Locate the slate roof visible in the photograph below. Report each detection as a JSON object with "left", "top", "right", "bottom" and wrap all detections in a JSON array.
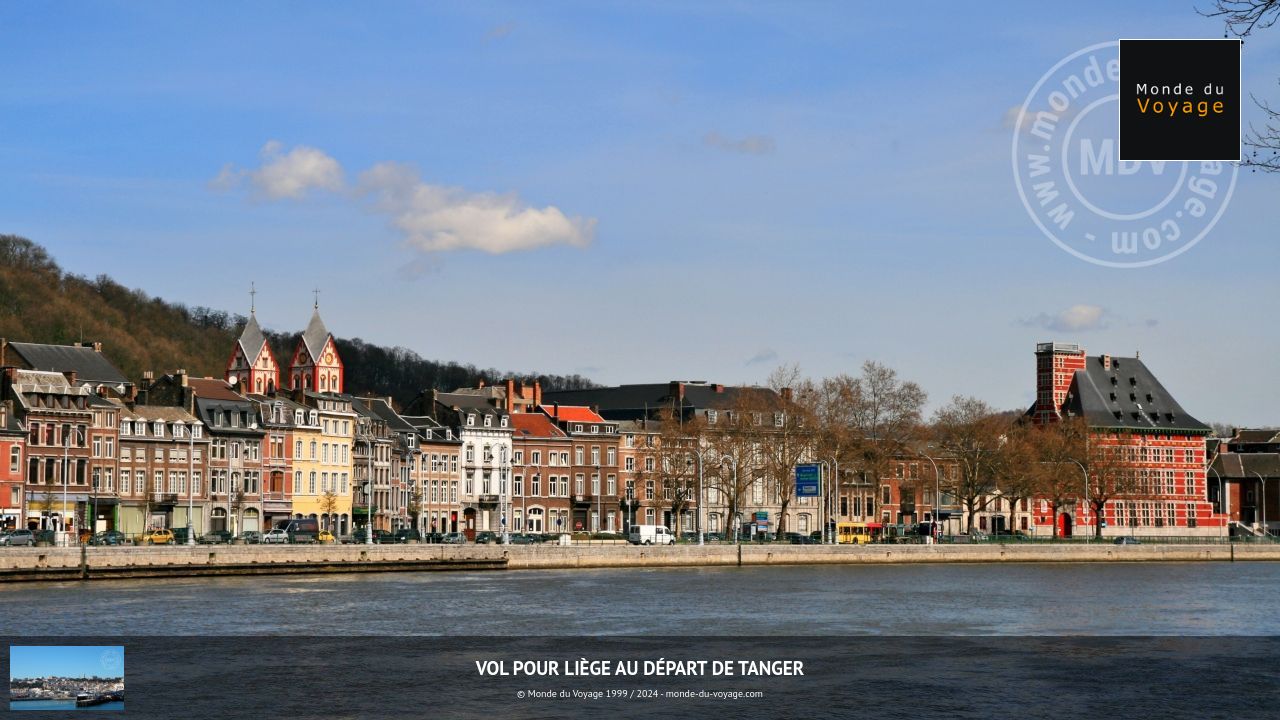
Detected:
[
  {"left": 300, "top": 308, "right": 331, "bottom": 361},
  {"left": 435, "top": 392, "right": 508, "bottom": 416},
  {"left": 352, "top": 396, "right": 415, "bottom": 433},
  {"left": 542, "top": 382, "right": 784, "bottom": 420},
  {"left": 1059, "top": 355, "right": 1210, "bottom": 434},
  {"left": 236, "top": 313, "right": 270, "bottom": 361},
  {"left": 1233, "top": 429, "right": 1280, "bottom": 445},
  {"left": 1212, "top": 452, "right": 1280, "bottom": 479},
  {"left": 6, "top": 342, "right": 129, "bottom": 386}
]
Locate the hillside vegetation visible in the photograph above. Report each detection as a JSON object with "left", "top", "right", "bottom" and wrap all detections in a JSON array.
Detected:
[{"left": 0, "top": 234, "right": 595, "bottom": 404}]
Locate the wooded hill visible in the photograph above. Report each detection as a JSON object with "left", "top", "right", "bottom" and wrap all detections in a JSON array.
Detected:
[{"left": 0, "top": 234, "right": 596, "bottom": 404}]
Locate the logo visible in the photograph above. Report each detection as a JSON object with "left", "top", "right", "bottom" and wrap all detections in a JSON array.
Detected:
[
  {"left": 99, "top": 647, "right": 123, "bottom": 673},
  {"left": 1012, "top": 41, "right": 1237, "bottom": 268}
]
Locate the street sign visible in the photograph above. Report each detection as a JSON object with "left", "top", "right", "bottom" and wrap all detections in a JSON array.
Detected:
[{"left": 795, "top": 463, "right": 821, "bottom": 497}]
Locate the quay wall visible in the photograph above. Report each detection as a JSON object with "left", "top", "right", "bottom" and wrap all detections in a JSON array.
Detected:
[{"left": 1, "top": 543, "right": 1279, "bottom": 581}]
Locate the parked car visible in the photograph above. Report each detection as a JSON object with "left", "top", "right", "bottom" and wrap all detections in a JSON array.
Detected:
[
  {"left": 89, "top": 530, "right": 127, "bottom": 546},
  {"left": 199, "top": 530, "right": 233, "bottom": 544},
  {"left": 474, "top": 531, "right": 499, "bottom": 544},
  {"left": 317, "top": 530, "right": 336, "bottom": 544},
  {"left": 261, "top": 528, "right": 291, "bottom": 544},
  {"left": 0, "top": 529, "right": 35, "bottom": 546},
  {"left": 784, "top": 532, "right": 816, "bottom": 545},
  {"left": 441, "top": 532, "right": 467, "bottom": 544},
  {"left": 237, "top": 530, "right": 263, "bottom": 544},
  {"left": 350, "top": 528, "right": 394, "bottom": 544},
  {"left": 1114, "top": 536, "right": 1141, "bottom": 545},
  {"left": 392, "top": 529, "right": 422, "bottom": 544},
  {"left": 508, "top": 533, "right": 539, "bottom": 545},
  {"left": 629, "top": 524, "right": 676, "bottom": 546},
  {"left": 144, "top": 529, "right": 175, "bottom": 545},
  {"left": 421, "top": 532, "right": 443, "bottom": 544}
]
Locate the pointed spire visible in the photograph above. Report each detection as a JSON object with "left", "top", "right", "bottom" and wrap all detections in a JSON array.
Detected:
[
  {"left": 302, "top": 305, "right": 331, "bottom": 361},
  {"left": 250, "top": 282, "right": 257, "bottom": 315},
  {"left": 313, "top": 287, "right": 321, "bottom": 310}
]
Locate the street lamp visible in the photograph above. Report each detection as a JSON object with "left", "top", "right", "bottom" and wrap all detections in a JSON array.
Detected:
[
  {"left": 62, "top": 425, "right": 86, "bottom": 546},
  {"left": 186, "top": 423, "right": 197, "bottom": 545},
  {"left": 362, "top": 480, "right": 373, "bottom": 545},
  {"left": 1207, "top": 464, "right": 1226, "bottom": 529},
  {"left": 1252, "top": 471, "right": 1268, "bottom": 539}
]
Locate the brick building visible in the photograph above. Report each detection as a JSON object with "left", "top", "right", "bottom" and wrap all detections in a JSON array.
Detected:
[
  {"left": 0, "top": 400, "right": 25, "bottom": 531},
  {"left": 1029, "top": 342, "right": 1219, "bottom": 537},
  {"left": 539, "top": 405, "right": 622, "bottom": 533},
  {"left": 509, "top": 412, "right": 572, "bottom": 534}
]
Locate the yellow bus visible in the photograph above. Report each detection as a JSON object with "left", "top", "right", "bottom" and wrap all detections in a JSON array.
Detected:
[{"left": 836, "top": 522, "right": 883, "bottom": 544}]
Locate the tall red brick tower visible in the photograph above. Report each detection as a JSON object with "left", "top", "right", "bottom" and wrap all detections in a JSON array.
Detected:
[{"left": 1032, "top": 341, "right": 1086, "bottom": 425}]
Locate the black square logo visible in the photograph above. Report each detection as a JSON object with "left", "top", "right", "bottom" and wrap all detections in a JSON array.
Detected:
[{"left": 1119, "top": 39, "right": 1241, "bottom": 161}]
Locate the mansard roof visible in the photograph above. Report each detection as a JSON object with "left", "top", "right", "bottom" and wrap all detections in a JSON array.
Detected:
[{"left": 1061, "top": 354, "right": 1209, "bottom": 434}]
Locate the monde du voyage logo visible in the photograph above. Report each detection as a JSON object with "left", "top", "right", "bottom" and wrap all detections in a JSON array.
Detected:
[{"left": 1012, "top": 40, "right": 1240, "bottom": 268}]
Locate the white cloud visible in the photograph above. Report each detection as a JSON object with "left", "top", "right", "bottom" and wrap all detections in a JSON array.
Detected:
[
  {"left": 209, "top": 140, "right": 344, "bottom": 200},
  {"left": 212, "top": 144, "right": 596, "bottom": 255},
  {"left": 1021, "top": 304, "right": 1109, "bottom": 332},
  {"left": 358, "top": 162, "right": 596, "bottom": 254},
  {"left": 703, "top": 131, "right": 776, "bottom": 155}
]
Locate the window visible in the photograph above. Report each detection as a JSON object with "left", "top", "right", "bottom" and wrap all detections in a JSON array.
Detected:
[
  {"left": 625, "top": 457, "right": 635, "bottom": 471},
  {"left": 10, "top": 447, "right": 20, "bottom": 473},
  {"left": 607, "top": 448, "right": 616, "bottom": 466},
  {"left": 607, "top": 474, "right": 616, "bottom": 495},
  {"left": 575, "top": 474, "right": 585, "bottom": 495},
  {"left": 532, "top": 475, "right": 541, "bottom": 496},
  {"left": 575, "top": 447, "right": 584, "bottom": 465},
  {"left": 309, "top": 472, "right": 317, "bottom": 495},
  {"left": 483, "top": 415, "right": 492, "bottom": 427}
]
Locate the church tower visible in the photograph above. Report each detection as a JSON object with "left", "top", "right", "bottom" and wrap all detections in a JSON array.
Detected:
[
  {"left": 289, "top": 294, "right": 344, "bottom": 393},
  {"left": 226, "top": 284, "right": 281, "bottom": 394}
]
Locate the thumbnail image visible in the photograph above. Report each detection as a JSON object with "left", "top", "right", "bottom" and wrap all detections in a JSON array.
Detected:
[{"left": 9, "top": 646, "right": 124, "bottom": 711}]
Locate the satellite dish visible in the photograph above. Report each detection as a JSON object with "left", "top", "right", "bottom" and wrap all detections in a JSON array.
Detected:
[{"left": 228, "top": 376, "right": 238, "bottom": 386}]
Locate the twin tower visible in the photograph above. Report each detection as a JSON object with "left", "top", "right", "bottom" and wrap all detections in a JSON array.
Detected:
[{"left": 225, "top": 298, "right": 344, "bottom": 396}]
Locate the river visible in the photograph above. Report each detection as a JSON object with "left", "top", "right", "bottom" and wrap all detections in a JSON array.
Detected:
[{"left": 2, "top": 562, "right": 1276, "bottom": 635}]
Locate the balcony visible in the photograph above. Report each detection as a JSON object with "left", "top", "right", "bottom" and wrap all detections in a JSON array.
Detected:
[{"left": 478, "top": 494, "right": 500, "bottom": 506}]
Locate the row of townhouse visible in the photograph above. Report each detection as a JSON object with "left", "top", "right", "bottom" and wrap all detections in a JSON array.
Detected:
[{"left": 0, "top": 309, "right": 1268, "bottom": 541}]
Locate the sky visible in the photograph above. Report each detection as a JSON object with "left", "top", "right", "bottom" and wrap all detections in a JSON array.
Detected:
[
  {"left": 2, "top": 1, "right": 1278, "bottom": 426},
  {"left": 9, "top": 646, "right": 124, "bottom": 679}
]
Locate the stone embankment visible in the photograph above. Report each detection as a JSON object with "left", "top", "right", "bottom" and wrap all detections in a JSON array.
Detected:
[{"left": 0, "top": 542, "right": 1275, "bottom": 582}]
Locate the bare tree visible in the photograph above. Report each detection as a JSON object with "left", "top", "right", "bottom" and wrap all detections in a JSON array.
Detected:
[
  {"left": 704, "top": 394, "right": 764, "bottom": 543},
  {"left": 932, "top": 396, "right": 1004, "bottom": 533},
  {"left": 753, "top": 366, "right": 814, "bottom": 536},
  {"left": 1078, "top": 426, "right": 1140, "bottom": 539},
  {"left": 1200, "top": 0, "right": 1280, "bottom": 170},
  {"left": 318, "top": 490, "right": 339, "bottom": 533},
  {"left": 840, "top": 362, "right": 928, "bottom": 522}
]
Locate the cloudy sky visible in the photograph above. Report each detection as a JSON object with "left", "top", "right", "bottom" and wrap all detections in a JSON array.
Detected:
[{"left": 2, "top": 2, "right": 1278, "bottom": 425}]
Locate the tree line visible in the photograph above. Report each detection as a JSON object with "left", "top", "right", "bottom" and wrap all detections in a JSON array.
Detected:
[
  {"left": 634, "top": 362, "right": 1153, "bottom": 540},
  {"left": 0, "top": 234, "right": 597, "bottom": 406}
]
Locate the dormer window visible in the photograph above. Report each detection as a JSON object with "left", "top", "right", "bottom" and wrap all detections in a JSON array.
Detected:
[
  {"left": 136, "top": 422, "right": 147, "bottom": 437},
  {"left": 153, "top": 421, "right": 165, "bottom": 436},
  {"left": 774, "top": 412, "right": 784, "bottom": 427},
  {"left": 574, "top": 424, "right": 583, "bottom": 433},
  {"left": 120, "top": 421, "right": 131, "bottom": 436},
  {"left": 173, "top": 423, "right": 185, "bottom": 438},
  {"left": 590, "top": 425, "right": 598, "bottom": 434},
  {"left": 500, "top": 417, "right": 507, "bottom": 428},
  {"left": 192, "top": 425, "right": 202, "bottom": 439},
  {"left": 484, "top": 415, "right": 492, "bottom": 427},
  {"left": 468, "top": 414, "right": 476, "bottom": 426},
  {"left": 707, "top": 410, "right": 717, "bottom": 424}
]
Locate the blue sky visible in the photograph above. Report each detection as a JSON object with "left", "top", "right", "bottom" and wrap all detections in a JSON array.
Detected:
[
  {"left": 2, "top": 1, "right": 1277, "bottom": 425},
  {"left": 9, "top": 646, "right": 123, "bottom": 679}
]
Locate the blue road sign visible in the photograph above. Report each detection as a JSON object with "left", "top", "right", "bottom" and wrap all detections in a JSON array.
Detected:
[{"left": 795, "top": 463, "right": 821, "bottom": 497}]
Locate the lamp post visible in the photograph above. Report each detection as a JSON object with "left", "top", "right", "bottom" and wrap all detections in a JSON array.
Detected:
[
  {"left": 186, "top": 424, "right": 197, "bottom": 545},
  {"left": 362, "top": 480, "right": 373, "bottom": 545},
  {"left": 1069, "top": 458, "right": 1089, "bottom": 543},
  {"left": 1252, "top": 471, "right": 1268, "bottom": 539},
  {"left": 91, "top": 474, "right": 98, "bottom": 542},
  {"left": 696, "top": 449, "right": 704, "bottom": 546},
  {"left": 62, "top": 425, "right": 85, "bottom": 546},
  {"left": 1207, "top": 465, "right": 1226, "bottom": 537},
  {"left": 921, "top": 452, "right": 941, "bottom": 543}
]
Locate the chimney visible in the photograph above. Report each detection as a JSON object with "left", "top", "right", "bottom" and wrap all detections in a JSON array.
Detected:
[
  {"left": 1102, "top": 354, "right": 1112, "bottom": 370},
  {"left": 505, "top": 379, "right": 516, "bottom": 414},
  {"left": 63, "top": 370, "right": 78, "bottom": 385},
  {"left": 177, "top": 369, "right": 188, "bottom": 388},
  {"left": 781, "top": 387, "right": 793, "bottom": 402},
  {"left": 713, "top": 384, "right": 724, "bottom": 393},
  {"left": 478, "top": 379, "right": 485, "bottom": 389},
  {"left": 93, "top": 341, "right": 103, "bottom": 353},
  {"left": 533, "top": 380, "right": 542, "bottom": 407},
  {"left": 669, "top": 381, "right": 685, "bottom": 404},
  {"left": 552, "top": 402, "right": 559, "bottom": 420}
]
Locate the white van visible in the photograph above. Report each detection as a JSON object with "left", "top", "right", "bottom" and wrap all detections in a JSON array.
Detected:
[{"left": 629, "top": 524, "right": 676, "bottom": 546}]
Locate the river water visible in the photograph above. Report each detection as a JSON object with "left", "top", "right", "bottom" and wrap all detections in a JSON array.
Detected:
[{"left": 2, "top": 562, "right": 1276, "bottom": 635}]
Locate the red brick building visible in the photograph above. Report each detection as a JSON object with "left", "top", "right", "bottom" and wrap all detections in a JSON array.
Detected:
[
  {"left": 0, "top": 400, "right": 24, "bottom": 531},
  {"left": 509, "top": 412, "right": 571, "bottom": 534},
  {"left": 1029, "top": 342, "right": 1220, "bottom": 537},
  {"left": 539, "top": 405, "right": 622, "bottom": 533}
]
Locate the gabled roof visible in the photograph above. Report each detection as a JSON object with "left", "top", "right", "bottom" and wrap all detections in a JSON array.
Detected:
[
  {"left": 511, "top": 413, "right": 568, "bottom": 439},
  {"left": 542, "top": 383, "right": 784, "bottom": 420},
  {"left": 435, "top": 392, "right": 508, "bottom": 415},
  {"left": 1061, "top": 355, "right": 1209, "bottom": 434},
  {"left": 1232, "top": 429, "right": 1280, "bottom": 445},
  {"left": 236, "top": 313, "right": 270, "bottom": 361},
  {"left": 539, "top": 404, "right": 605, "bottom": 423},
  {"left": 300, "top": 308, "right": 331, "bottom": 361},
  {"left": 6, "top": 342, "right": 129, "bottom": 386}
]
